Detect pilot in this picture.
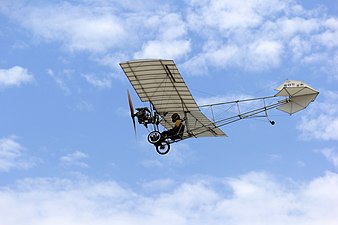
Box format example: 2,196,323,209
161,113,184,139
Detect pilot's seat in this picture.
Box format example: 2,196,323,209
172,123,185,140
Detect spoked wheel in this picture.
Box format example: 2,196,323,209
147,131,161,144
155,141,170,155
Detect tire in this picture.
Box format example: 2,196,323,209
147,131,161,144
155,141,170,155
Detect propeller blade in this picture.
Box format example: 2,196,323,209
127,90,136,135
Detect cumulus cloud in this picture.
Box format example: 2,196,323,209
184,0,338,75
298,90,338,141
186,0,286,31
0,136,36,171
1,1,190,58
273,17,320,39
184,0,289,72
134,13,191,59
2,0,338,76
246,40,283,70
0,172,338,225
0,66,34,88
135,39,191,60
0,1,127,52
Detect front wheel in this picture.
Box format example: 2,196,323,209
147,131,161,144
155,141,170,155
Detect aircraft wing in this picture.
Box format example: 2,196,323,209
120,59,227,138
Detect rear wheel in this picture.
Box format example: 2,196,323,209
155,141,170,155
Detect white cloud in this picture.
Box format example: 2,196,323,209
184,0,338,75
317,30,338,48
93,53,130,79
0,66,33,88
181,44,241,75
134,13,190,59
0,136,35,171
2,0,338,77
186,0,285,31
135,40,191,60
83,74,113,89
247,40,283,70
47,69,73,95
274,17,320,38
301,115,338,140
298,90,338,141
75,100,94,112
2,1,190,58
186,0,288,57
1,172,338,225
320,148,338,168
4,2,127,52
183,39,283,73
60,151,89,168
140,178,176,192
289,36,311,61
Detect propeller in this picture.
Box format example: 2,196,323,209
127,90,136,135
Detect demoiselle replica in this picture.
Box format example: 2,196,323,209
121,59,319,155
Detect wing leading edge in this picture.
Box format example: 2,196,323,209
120,59,227,138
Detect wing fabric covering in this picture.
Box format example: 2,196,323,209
120,59,226,138
274,80,319,114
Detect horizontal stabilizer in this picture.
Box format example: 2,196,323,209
275,80,319,115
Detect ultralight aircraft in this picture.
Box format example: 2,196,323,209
120,59,319,155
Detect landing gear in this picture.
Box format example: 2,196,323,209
155,141,170,155
147,131,171,155
147,131,161,144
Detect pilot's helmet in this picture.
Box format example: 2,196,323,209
171,113,180,122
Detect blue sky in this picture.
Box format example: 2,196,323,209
1,0,338,224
